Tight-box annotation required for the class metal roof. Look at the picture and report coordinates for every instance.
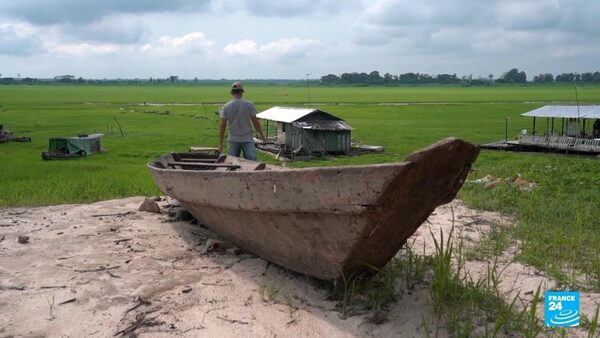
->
[293,120,352,131]
[257,106,339,123]
[521,105,600,119]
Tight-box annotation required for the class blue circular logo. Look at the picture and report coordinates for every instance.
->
[549,310,579,326]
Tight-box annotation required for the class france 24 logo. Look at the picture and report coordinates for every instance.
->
[545,291,579,327]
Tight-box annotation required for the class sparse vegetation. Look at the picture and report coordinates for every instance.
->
[335,246,428,316]
[258,277,279,302]
[45,294,56,320]
[2,83,599,334]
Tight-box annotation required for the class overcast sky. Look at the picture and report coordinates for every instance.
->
[1,0,599,79]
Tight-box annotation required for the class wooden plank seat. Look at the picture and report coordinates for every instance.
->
[167,162,241,170]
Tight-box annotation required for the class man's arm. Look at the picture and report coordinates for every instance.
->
[218,118,227,153]
[251,116,266,141]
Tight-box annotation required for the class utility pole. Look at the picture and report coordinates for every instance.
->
[505,117,509,142]
[306,73,311,106]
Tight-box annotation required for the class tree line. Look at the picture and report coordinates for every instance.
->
[2,68,600,85]
[320,69,600,86]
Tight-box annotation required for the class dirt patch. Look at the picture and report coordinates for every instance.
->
[0,198,597,337]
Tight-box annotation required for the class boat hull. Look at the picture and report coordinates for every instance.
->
[149,138,479,280]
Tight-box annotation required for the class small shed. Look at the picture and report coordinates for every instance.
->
[42,134,104,160]
[257,107,352,154]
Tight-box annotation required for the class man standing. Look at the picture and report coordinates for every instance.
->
[218,81,265,160]
[593,119,600,138]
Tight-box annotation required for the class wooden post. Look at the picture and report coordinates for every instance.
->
[551,117,555,135]
[533,117,536,135]
[505,118,508,142]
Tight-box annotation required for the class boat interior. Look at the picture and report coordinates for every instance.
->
[151,151,283,171]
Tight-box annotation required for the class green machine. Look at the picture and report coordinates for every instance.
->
[42,134,104,160]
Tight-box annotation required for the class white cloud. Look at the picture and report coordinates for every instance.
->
[142,32,214,57]
[217,0,358,17]
[49,43,120,56]
[494,1,561,30]
[355,0,600,63]
[259,38,323,59]
[2,0,600,79]
[0,23,44,55]
[0,0,212,24]
[224,39,258,56]
[222,38,324,61]
[68,15,148,44]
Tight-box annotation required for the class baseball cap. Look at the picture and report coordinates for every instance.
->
[231,81,244,92]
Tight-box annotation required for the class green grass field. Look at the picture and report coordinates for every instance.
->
[1,84,599,292]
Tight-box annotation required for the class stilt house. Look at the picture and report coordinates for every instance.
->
[257,107,352,154]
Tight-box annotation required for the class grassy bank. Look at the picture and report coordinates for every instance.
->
[1,84,598,292]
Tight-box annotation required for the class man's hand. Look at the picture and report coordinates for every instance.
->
[251,116,266,142]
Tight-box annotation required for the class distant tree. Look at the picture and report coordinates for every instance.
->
[383,73,393,83]
[357,72,369,83]
[399,72,419,84]
[533,73,551,83]
[556,73,575,82]
[194,77,198,83]
[367,71,382,84]
[419,73,434,84]
[339,72,369,84]
[339,72,354,84]
[320,74,339,84]
[500,68,527,83]
[0,77,15,84]
[461,74,473,86]
[436,73,459,84]
[169,75,178,82]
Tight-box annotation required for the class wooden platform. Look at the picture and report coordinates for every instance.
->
[481,136,600,156]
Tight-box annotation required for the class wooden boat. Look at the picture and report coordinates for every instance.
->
[148,138,479,280]
[0,124,31,143]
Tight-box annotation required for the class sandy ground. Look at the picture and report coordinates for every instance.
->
[0,197,598,337]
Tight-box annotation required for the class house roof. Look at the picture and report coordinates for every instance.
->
[257,106,340,123]
[521,105,600,119]
[293,120,352,131]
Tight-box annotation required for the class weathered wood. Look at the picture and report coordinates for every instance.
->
[75,265,120,273]
[91,211,134,217]
[149,138,479,280]
[216,155,227,163]
[177,158,218,163]
[58,297,77,305]
[167,162,241,169]
[189,146,219,153]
